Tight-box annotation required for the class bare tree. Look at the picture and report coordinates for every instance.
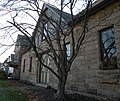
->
[0,0,93,99]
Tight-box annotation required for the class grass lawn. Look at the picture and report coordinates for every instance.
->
[0,80,29,101]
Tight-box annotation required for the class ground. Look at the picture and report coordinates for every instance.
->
[9,79,100,101]
[0,80,28,101]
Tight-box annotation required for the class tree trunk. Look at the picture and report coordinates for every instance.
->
[56,80,66,98]
[55,70,68,99]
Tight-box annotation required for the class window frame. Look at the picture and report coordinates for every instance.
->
[99,26,117,70]
[23,59,26,72]
[65,42,71,59]
[42,22,48,40]
[29,57,32,72]
[40,54,50,84]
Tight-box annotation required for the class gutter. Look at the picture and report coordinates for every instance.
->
[73,0,116,23]
[89,0,116,16]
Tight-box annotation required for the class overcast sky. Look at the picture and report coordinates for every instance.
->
[0,0,85,63]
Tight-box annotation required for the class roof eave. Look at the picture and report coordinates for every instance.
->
[73,0,116,23]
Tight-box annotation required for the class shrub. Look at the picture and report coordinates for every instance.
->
[0,69,7,79]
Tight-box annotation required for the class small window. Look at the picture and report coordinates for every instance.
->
[29,57,32,72]
[43,23,48,40]
[23,59,26,72]
[99,27,117,69]
[66,43,70,59]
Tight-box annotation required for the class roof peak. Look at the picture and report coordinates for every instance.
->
[44,2,57,9]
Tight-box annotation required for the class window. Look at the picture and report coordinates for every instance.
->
[43,23,48,40]
[41,54,50,83]
[29,57,32,72]
[100,27,117,69]
[35,34,40,44]
[42,22,57,41]
[66,43,70,59]
[23,59,26,72]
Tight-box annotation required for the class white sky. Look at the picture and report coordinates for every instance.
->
[0,0,85,63]
[0,0,39,63]
[0,13,17,63]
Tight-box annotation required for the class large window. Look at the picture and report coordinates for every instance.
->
[100,27,117,69]
[41,54,50,83]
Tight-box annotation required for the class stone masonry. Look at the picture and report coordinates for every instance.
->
[20,0,120,99]
[64,1,120,99]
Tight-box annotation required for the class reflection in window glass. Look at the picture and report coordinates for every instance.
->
[100,27,117,69]
[66,43,70,58]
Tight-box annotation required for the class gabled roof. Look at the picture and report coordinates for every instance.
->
[42,3,71,22]
[14,34,31,55]
[16,34,26,43]
[33,3,72,36]
[16,34,30,46]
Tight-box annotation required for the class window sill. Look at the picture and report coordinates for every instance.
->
[100,81,120,85]
[98,69,120,74]
[35,82,49,88]
[100,65,118,70]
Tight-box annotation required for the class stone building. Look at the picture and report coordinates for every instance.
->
[65,0,120,99]
[20,2,71,85]
[5,54,19,78]
[6,34,31,79]
[20,0,120,99]
[20,50,36,83]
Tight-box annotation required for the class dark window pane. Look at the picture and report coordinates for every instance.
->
[29,57,32,72]
[23,59,26,72]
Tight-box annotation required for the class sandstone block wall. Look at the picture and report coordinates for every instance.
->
[20,50,37,83]
[64,1,120,99]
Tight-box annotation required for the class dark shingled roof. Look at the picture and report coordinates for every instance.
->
[44,3,72,22]
[16,34,30,47]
